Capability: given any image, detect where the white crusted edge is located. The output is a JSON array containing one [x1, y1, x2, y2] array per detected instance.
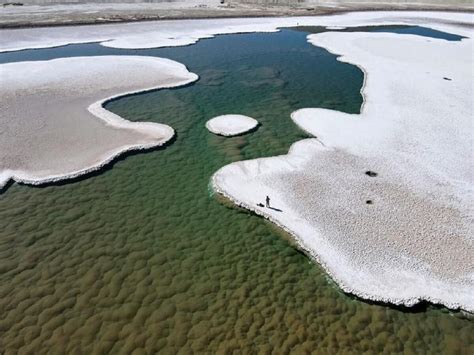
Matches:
[[210, 139, 473, 312], [1, 11, 472, 53], [205, 114, 259, 137], [0, 70, 199, 190], [210, 20, 473, 312]]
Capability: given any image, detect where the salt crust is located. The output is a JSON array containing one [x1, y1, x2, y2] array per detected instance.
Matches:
[[206, 114, 258, 136], [1, 11, 472, 53], [0, 56, 198, 189], [213, 20, 474, 311]]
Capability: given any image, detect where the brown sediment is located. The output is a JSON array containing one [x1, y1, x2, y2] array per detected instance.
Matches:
[[1, 4, 473, 29]]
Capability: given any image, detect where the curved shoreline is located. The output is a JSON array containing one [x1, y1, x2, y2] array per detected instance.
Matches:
[[211, 21, 473, 312], [1, 94, 175, 189], [0, 56, 199, 190], [212, 139, 473, 312], [210, 151, 469, 312]]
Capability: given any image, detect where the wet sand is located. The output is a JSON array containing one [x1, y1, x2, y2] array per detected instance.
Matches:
[[212, 21, 474, 311], [0, 56, 198, 188]]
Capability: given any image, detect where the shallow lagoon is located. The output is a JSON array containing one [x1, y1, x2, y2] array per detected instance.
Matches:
[[0, 27, 472, 353]]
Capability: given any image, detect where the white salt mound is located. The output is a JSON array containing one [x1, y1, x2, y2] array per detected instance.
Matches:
[[206, 114, 259, 136]]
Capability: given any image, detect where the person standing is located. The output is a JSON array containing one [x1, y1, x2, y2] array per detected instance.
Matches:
[[265, 195, 270, 208]]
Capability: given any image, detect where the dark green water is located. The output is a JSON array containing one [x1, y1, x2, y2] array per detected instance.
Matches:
[[1, 28, 472, 353], [290, 24, 467, 41], [0, 25, 464, 65]]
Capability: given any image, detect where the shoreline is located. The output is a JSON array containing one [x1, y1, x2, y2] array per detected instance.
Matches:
[[1, 5, 473, 29], [211, 18, 473, 312], [2, 11, 472, 54], [211, 163, 471, 312]]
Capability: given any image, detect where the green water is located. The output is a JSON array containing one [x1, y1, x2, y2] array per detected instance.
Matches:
[[1, 29, 472, 353], [290, 24, 467, 41]]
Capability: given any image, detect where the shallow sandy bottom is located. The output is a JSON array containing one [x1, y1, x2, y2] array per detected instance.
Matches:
[[213, 22, 473, 311], [0, 55, 197, 188]]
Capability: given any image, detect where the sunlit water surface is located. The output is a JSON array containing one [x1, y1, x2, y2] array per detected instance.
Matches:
[[0, 27, 472, 353]]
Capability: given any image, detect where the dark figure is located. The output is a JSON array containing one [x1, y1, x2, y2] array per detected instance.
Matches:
[[265, 195, 270, 208]]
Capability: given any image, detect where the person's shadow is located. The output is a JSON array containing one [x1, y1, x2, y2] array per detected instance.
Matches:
[[257, 203, 283, 212], [268, 206, 283, 212]]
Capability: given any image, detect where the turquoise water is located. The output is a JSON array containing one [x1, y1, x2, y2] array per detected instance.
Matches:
[[0, 28, 472, 353]]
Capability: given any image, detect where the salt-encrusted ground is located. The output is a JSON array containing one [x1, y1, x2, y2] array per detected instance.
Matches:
[[206, 114, 259, 136], [1, 11, 472, 53], [213, 21, 474, 311], [0, 56, 198, 188]]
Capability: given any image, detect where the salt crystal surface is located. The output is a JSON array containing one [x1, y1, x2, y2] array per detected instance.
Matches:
[[1, 11, 472, 53], [213, 20, 474, 311], [206, 114, 258, 136], [0, 56, 198, 188]]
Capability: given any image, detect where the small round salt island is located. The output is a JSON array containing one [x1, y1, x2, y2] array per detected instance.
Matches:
[[206, 114, 259, 137]]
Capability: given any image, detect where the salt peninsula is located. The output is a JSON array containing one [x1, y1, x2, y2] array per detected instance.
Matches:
[[206, 114, 259, 136], [0, 56, 197, 188], [213, 22, 473, 311]]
